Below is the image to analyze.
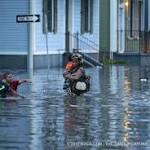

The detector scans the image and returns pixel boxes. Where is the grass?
[103,59,127,65]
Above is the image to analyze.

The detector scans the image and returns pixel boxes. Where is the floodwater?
[0,66,150,150]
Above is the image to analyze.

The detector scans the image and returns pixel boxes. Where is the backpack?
[70,75,90,95]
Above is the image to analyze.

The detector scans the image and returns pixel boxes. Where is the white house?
[0,0,100,69]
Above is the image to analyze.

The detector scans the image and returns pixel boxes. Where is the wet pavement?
[0,66,150,150]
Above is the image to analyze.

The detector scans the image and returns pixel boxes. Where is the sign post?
[44,14,50,72]
[16,13,40,71]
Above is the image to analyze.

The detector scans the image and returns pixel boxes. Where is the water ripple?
[0,66,150,149]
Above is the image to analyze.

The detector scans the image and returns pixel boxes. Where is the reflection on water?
[0,66,150,150]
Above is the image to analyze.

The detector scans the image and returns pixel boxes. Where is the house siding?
[99,0,110,52]
[0,0,29,54]
[35,0,99,54]
[73,0,81,33]
[93,0,100,45]
[0,0,101,69]
[149,0,150,30]
[35,0,65,54]
[72,0,99,49]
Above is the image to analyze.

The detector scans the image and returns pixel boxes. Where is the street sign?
[16,14,40,23]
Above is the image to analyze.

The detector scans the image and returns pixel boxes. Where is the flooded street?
[0,66,150,150]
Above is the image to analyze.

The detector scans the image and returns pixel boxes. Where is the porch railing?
[117,30,150,53]
[69,32,99,61]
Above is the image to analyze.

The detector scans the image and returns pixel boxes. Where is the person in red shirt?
[2,72,31,97]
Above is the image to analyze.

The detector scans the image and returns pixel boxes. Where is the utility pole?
[28,0,35,71]
[65,0,70,53]
[63,0,71,67]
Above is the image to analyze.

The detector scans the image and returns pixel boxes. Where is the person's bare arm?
[19,79,32,84]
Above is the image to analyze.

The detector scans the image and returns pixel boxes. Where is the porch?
[117,30,150,54]
[114,30,150,66]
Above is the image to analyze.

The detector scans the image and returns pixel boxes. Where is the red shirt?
[10,80,20,91]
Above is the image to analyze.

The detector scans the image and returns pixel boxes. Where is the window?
[43,0,57,33]
[81,0,93,34]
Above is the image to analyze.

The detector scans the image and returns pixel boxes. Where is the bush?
[103,59,127,65]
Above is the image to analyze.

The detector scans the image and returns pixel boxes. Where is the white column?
[148,0,150,31]
[28,0,35,70]
[69,0,73,52]
[118,3,125,53]
[29,2,37,149]
[110,0,118,54]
